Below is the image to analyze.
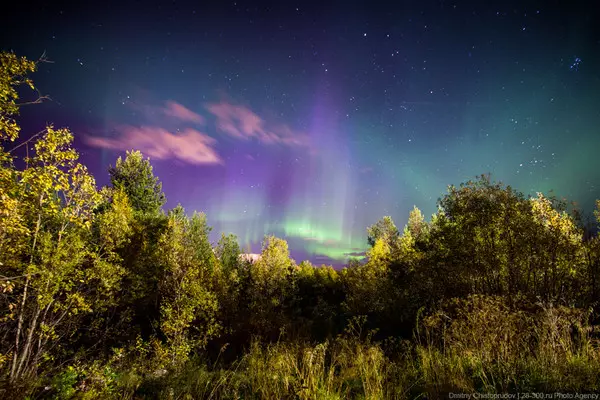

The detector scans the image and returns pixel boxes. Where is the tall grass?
[146,336,416,399]
[45,297,600,399]
[416,296,600,395]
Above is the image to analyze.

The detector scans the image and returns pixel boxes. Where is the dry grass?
[44,297,600,399]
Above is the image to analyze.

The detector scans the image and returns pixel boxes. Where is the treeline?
[2,52,600,398]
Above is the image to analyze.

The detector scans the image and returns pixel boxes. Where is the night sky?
[3,1,600,266]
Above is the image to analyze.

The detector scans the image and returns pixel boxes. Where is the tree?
[212,233,244,344]
[157,206,220,368]
[429,175,522,298]
[104,152,169,343]
[108,150,166,215]
[367,216,399,248]
[407,206,429,242]
[1,126,129,383]
[583,200,600,306]
[74,187,134,353]
[0,52,130,384]
[429,175,585,305]
[342,238,393,318]
[215,233,241,274]
[0,53,38,270]
[293,262,344,340]
[0,52,37,143]
[528,193,585,303]
[247,236,297,338]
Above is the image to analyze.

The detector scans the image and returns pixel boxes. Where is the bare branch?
[0,274,33,281]
[13,52,53,108]
[17,91,52,107]
[8,129,46,154]
[37,50,53,65]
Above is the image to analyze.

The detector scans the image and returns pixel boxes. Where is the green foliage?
[0,124,125,384]
[212,233,245,343]
[342,239,392,316]
[0,53,39,264]
[215,233,241,274]
[246,236,298,338]
[428,175,586,304]
[51,365,79,399]
[0,52,126,387]
[366,216,399,248]
[406,206,428,241]
[108,150,166,215]
[158,206,221,367]
[418,295,600,394]
[0,51,36,143]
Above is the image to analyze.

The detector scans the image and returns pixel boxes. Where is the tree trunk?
[9,208,42,383]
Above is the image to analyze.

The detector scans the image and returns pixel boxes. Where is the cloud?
[87,98,311,166]
[206,101,309,147]
[344,251,367,258]
[85,126,222,165]
[130,100,205,125]
[162,101,205,124]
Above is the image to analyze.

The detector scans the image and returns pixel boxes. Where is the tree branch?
[17,91,51,107]
[8,129,46,154]
[15,52,53,108]
[0,274,36,281]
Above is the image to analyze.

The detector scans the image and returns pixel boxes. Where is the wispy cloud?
[131,100,205,125]
[85,98,310,166]
[344,251,367,258]
[85,126,222,165]
[206,101,309,147]
[162,101,205,124]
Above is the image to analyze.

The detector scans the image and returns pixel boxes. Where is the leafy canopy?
[109,150,166,215]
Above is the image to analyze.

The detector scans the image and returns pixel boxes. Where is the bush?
[417,295,600,394]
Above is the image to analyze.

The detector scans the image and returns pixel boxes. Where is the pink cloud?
[85,126,222,165]
[130,100,204,125]
[239,253,261,263]
[163,101,204,124]
[206,101,309,147]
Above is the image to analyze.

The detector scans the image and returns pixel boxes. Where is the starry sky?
[2,0,600,266]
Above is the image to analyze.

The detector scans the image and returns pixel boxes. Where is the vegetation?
[2,52,600,398]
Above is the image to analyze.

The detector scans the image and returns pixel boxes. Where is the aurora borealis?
[2,1,600,266]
